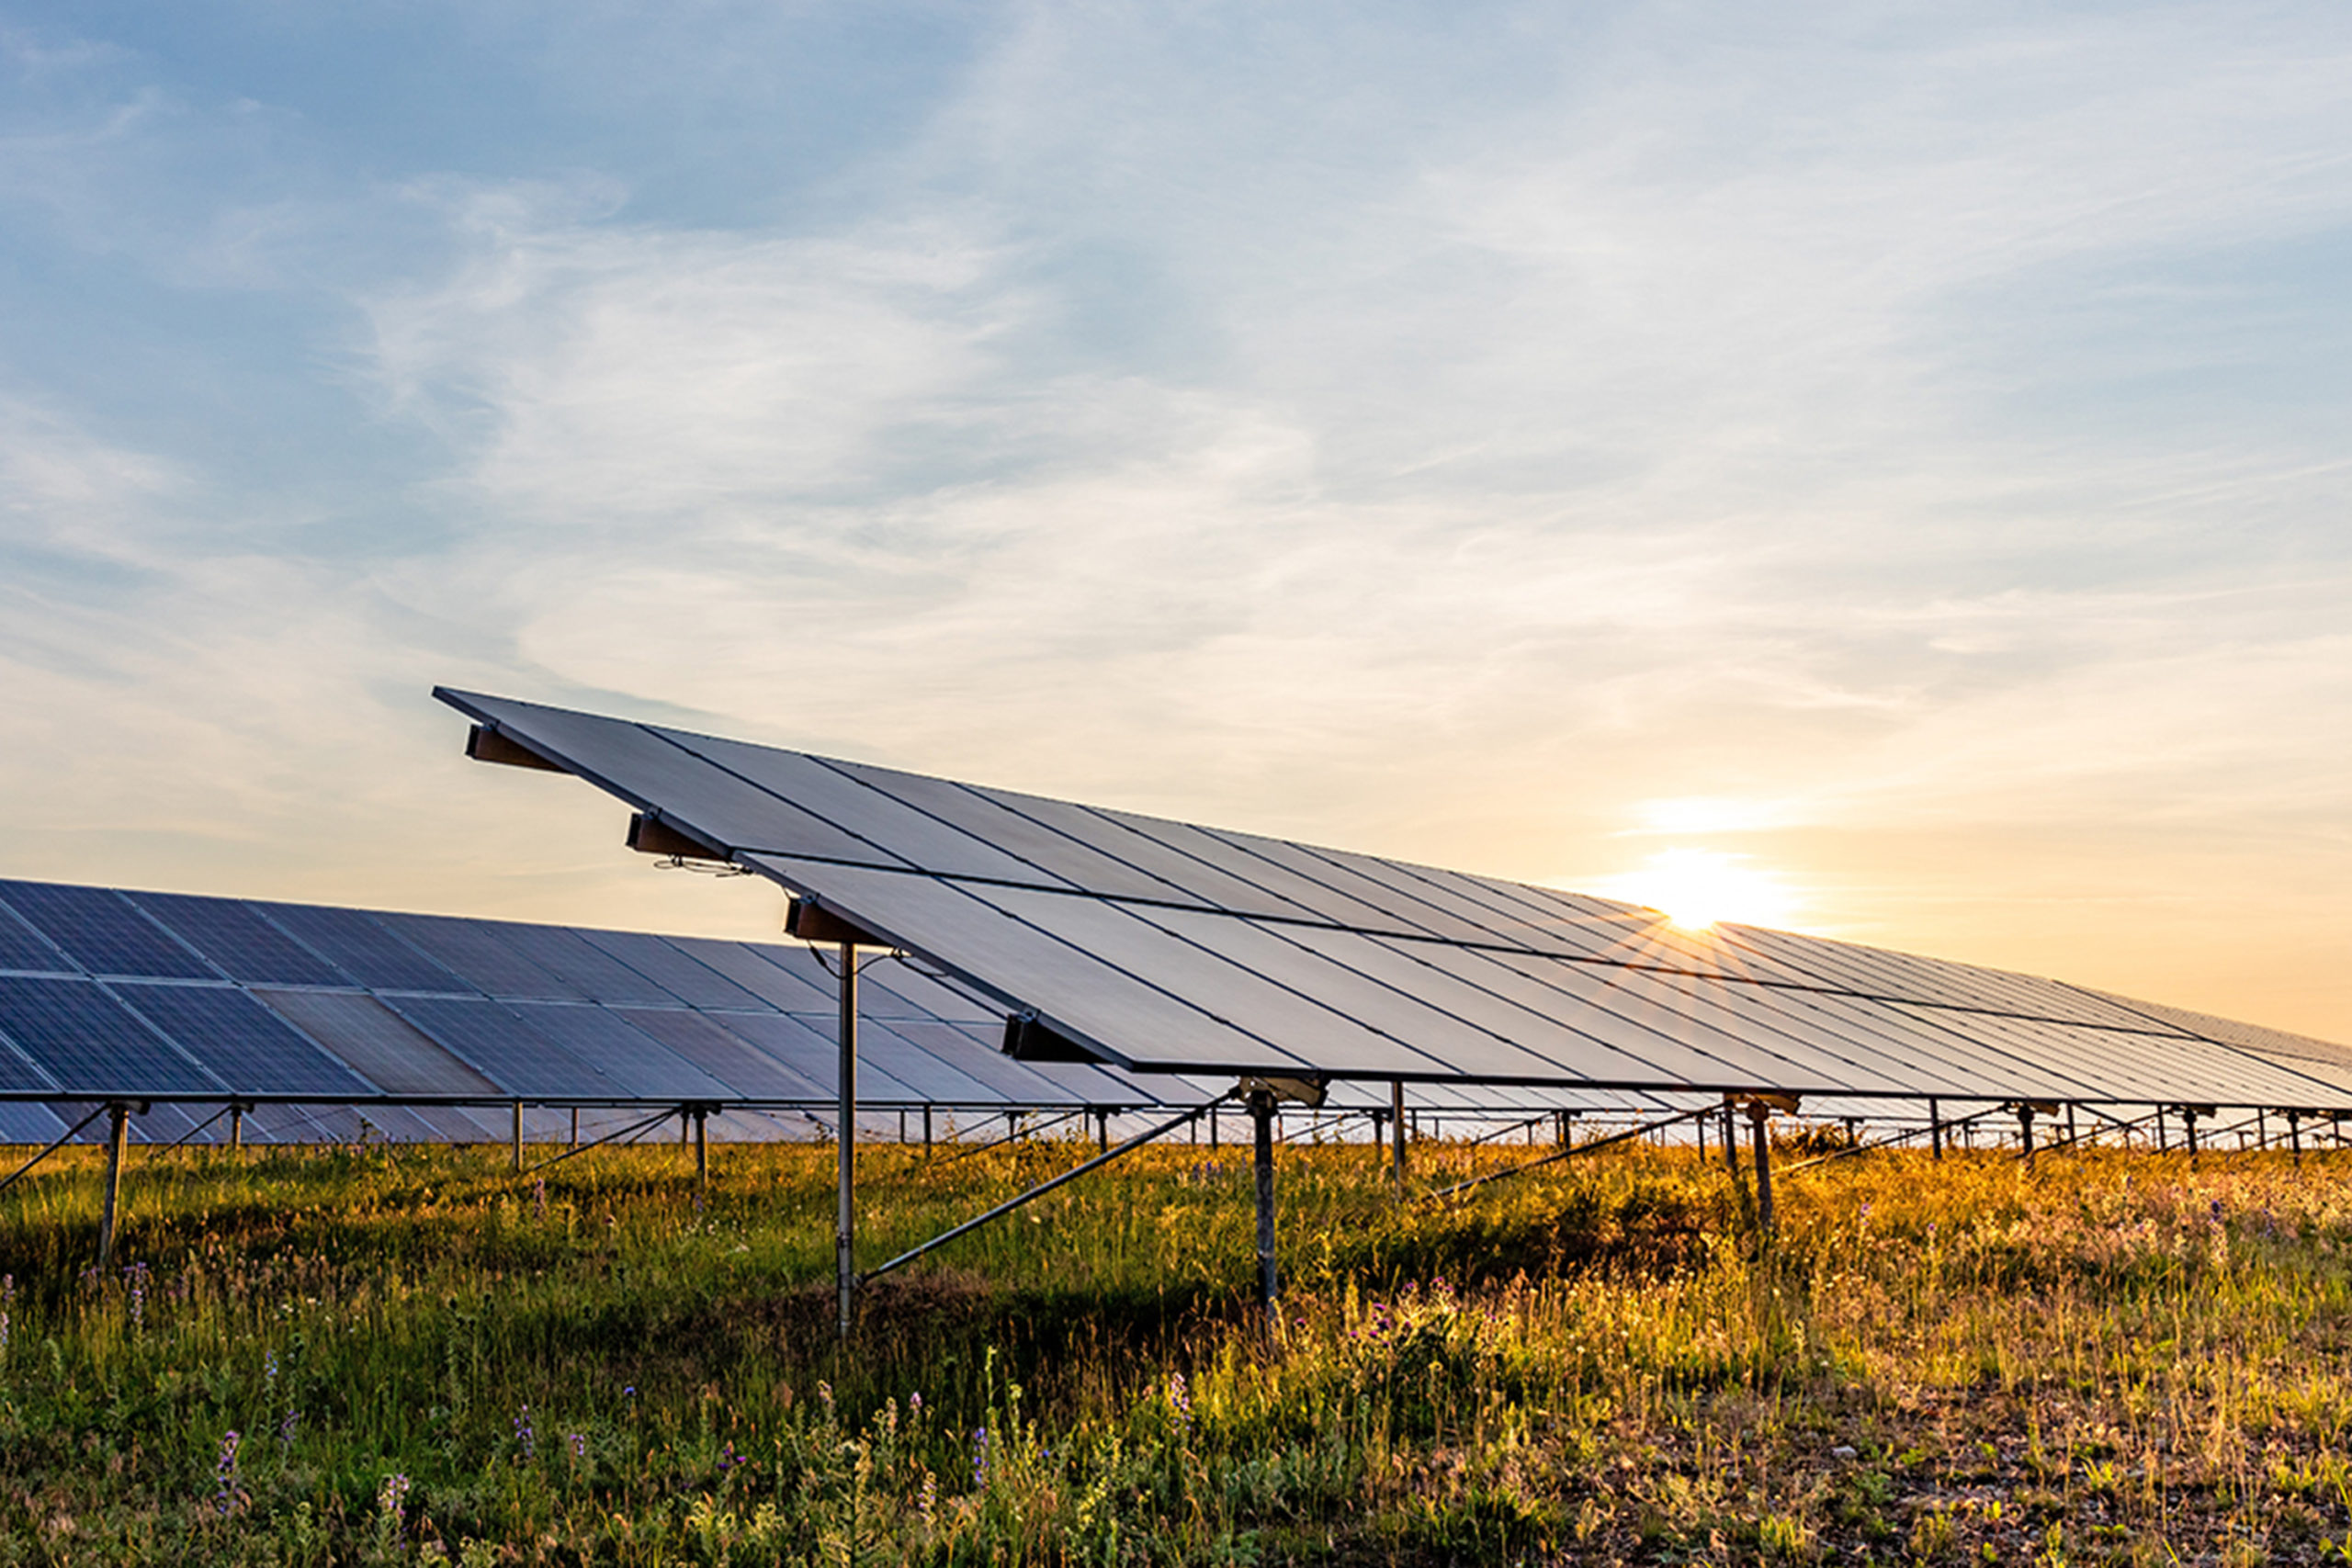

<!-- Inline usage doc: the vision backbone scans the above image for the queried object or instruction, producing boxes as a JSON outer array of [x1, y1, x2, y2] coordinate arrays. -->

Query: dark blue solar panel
[[666, 938, 833, 1010], [113, 984, 372, 1097], [613, 1009, 827, 1099], [0, 1028, 59, 1093], [0, 882, 215, 980], [707, 1011, 924, 1100], [128, 893, 349, 987], [0, 976, 219, 1093], [0, 901, 69, 975], [252, 989, 500, 1097], [383, 995, 610, 1098], [258, 904, 468, 992], [487, 922, 678, 1005], [503, 1003, 735, 1099], [375, 915, 584, 1000], [0, 1100, 65, 1143], [574, 930, 772, 1010]]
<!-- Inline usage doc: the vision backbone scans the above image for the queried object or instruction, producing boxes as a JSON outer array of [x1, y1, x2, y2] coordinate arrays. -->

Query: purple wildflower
[[972, 1426, 990, 1488], [212, 1430, 248, 1517], [377, 1472, 411, 1537], [568, 1431, 587, 1461], [514, 1403, 536, 1461]]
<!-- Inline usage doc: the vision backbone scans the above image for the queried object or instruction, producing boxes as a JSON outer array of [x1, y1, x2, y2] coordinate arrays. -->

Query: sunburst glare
[[1599, 847, 1799, 932]]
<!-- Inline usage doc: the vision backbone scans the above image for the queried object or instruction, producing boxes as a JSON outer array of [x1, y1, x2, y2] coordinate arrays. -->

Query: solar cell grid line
[[820, 758, 1210, 907], [609, 1008, 831, 1100], [498, 1002, 737, 1100], [110, 983, 376, 1098], [383, 995, 619, 1100], [860, 960, 1001, 1024], [1433, 873, 1655, 956], [573, 930, 772, 1011], [1641, 968, 2074, 1103], [1189, 912, 1690, 1086], [0, 881, 219, 981], [126, 892, 349, 987], [1300, 852, 1620, 960], [850, 1025, 1005, 1104], [438, 689, 907, 866], [1473, 949, 1893, 1094], [251, 989, 502, 1097], [971, 881, 1474, 1079], [0, 976, 221, 1094], [474, 921, 679, 1007], [703, 1010, 929, 1101], [1739, 985, 2098, 1105], [1877, 1003, 2290, 1107], [2029, 1010, 2352, 1106], [0, 1100, 67, 1144], [1266, 839, 1545, 950], [646, 727, 1061, 886], [1055, 799, 1337, 922], [0, 899, 71, 975], [1777, 935, 2108, 1028], [737, 856, 1317, 1074], [377, 915, 588, 1002], [666, 937, 827, 1011], [0, 1027, 59, 1093], [253, 902, 468, 994], [1142, 818, 1428, 935]]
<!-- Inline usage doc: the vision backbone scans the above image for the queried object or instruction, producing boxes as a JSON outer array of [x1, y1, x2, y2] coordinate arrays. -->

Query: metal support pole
[[98, 1102, 130, 1269], [1747, 1102, 1774, 1235], [2066, 1102, 2078, 1148], [2155, 1105, 2167, 1152], [2018, 1103, 2036, 1169], [1209, 1106, 1219, 1149], [511, 1102, 523, 1171], [1250, 1089, 1279, 1330], [1695, 1107, 1706, 1158], [837, 940, 857, 1339], [1928, 1097, 1943, 1159], [229, 1102, 244, 1153], [570, 1107, 579, 1148], [1390, 1079, 1408, 1183], [923, 1105, 933, 1150], [2183, 1106, 2199, 1163], [1722, 1100, 1739, 1177], [1097, 1110, 1110, 1152], [2289, 1111, 2303, 1167], [694, 1107, 708, 1203]]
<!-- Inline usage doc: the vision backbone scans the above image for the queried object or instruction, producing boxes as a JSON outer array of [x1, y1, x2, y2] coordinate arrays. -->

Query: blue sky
[[3, 2, 2348, 1037]]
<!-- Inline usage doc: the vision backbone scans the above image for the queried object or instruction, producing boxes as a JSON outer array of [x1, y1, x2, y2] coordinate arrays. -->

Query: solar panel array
[[0, 879, 1680, 1149], [437, 688, 2352, 1115]]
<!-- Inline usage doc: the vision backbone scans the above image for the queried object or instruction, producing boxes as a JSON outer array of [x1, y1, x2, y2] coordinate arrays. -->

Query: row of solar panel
[[445, 691, 2203, 1035], [742, 856, 2352, 1109], [0, 882, 1770, 1121]]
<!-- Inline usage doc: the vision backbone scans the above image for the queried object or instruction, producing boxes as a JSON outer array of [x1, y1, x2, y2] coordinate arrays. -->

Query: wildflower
[[126, 1262, 148, 1333], [377, 1472, 411, 1536], [514, 1403, 536, 1461], [972, 1427, 990, 1489], [212, 1430, 249, 1517], [532, 1176, 547, 1219], [909, 1391, 923, 1415], [920, 1470, 938, 1521], [1166, 1372, 1193, 1432], [279, 1408, 300, 1450], [568, 1431, 586, 1461]]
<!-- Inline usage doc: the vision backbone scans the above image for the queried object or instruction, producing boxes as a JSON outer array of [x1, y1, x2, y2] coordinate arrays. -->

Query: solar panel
[[382, 995, 612, 1099], [111, 984, 374, 1097], [0, 976, 219, 1094], [0, 882, 216, 980], [0, 900, 69, 975], [251, 988, 501, 1097], [610, 1008, 830, 1100], [0, 1100, 65, 1143], [258, 903, 467, 993], [706, 1011, 928, 1100], [128, 893, 349, 987], [572, 930, 771, 1010], [0, 1028, 59, 1093], [482, 921, 680, 1006], [667, 938, 831, 1011], [375, 915, 585, 1001], [499, 1003, 735, 1100]]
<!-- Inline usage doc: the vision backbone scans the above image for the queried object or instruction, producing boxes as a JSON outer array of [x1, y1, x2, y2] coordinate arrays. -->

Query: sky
[[1, 1, 2346, 1041]]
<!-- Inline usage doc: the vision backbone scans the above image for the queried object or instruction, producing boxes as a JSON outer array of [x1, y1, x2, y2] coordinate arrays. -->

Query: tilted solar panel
[[128, 893, 349, 987], [259, 903, 465, 993], [253, 989, 502, 1097], [112, 984, 374, 1098], [435, 687, 2352, 1113], [0, 883, 215, 981], [0, 900, 69, 975], [0, 976, 219, 1094]]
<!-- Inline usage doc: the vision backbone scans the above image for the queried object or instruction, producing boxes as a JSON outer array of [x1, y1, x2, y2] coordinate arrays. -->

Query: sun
[[1601, 847, 1797, 932]]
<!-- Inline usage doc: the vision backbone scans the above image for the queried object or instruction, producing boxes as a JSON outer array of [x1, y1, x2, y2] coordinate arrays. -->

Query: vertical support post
[[97, 1102, 129, 1269], [229, 1101, 244, 1154], [1928, 1097, 1943, 1160], [1209, 1106, 1219, 1149], [2018, 1103, 2036, 1169], [511, 1102, 523, 1171], [1390, 1079, 1408, 1184], [1097, 1110, 1111, 1153], [2288, 1111, 2303, 1168], [570, 1107, 579, 1149], [1722, 1100, 1739, 1177], [1695, 1108, 1707, 1159], [836, 940, 857, 1340], [2066, 1102, 2078, 1149], [2155, 1105, 2168, 1152], [694, 1107, 708, 1205], [1747, 1102, 1774, 1235], [1250, 1089, 1278, 1331], [922, 1105, 933, 1151], [2183, 1106, 2199, 1164]]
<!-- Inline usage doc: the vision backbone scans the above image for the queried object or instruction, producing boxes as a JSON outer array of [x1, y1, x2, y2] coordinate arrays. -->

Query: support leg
[[229, 1102, 244, 1154], [1250, 1090, 1279, 1332], [1928, 1096, 1943, 1160], [97, 1102, 129, 1269], [511, 1102, 523, 1171], [923, 1105, 933, 1151], [570, 1107, 579, 1149], [695, 1108, 708, 1206], [1747, 1102, 1774, 1235], [2290, 1111, 2303, 1168], [2018, 1104, 2036, 1169], [837, 940, 858, 1340], [1722, 1101, 1739, 1177], [1390, 1079, 1408, 1185]]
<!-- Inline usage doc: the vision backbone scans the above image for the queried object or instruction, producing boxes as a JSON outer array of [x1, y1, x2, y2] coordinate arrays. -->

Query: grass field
[[4, 1126, 2351, 1564]]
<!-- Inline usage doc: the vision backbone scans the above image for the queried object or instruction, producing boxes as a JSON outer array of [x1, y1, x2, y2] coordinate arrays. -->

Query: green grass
[[4, 1130, 2352, 1563]]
